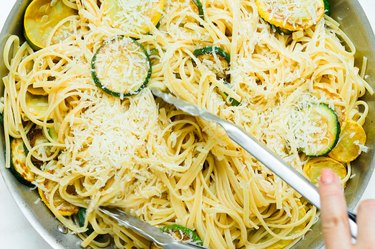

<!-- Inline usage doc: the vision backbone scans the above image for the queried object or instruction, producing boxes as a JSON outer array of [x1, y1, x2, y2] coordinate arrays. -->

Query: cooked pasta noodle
[[2, 0, 372, 248]]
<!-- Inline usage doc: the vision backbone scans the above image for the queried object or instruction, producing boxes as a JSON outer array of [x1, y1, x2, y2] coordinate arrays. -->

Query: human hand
[[319, 169, 375, 249]]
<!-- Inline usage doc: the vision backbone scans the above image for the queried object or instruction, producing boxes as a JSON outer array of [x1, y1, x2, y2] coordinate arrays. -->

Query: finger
[[319, 169, 352, 249], [356, 200, 375, 247]]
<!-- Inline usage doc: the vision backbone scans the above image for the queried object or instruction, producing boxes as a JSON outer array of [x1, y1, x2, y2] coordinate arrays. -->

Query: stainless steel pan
[[1, 0, 374, 248]]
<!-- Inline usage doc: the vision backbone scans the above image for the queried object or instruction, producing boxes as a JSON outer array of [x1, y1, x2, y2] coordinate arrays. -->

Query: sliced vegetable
[[295, 104, 340, 157], [194, 46, 230, 79], [324, 0, 331, 15], [24, 0, 76, 50], [194, 46, 230, 63], [25, 92, 49, 118], [39, 179, 79, 216], [48, 127, 59, 142], [191, 0, 204, 20], [102, 0, 165, 34], [91, 36, 152, 98], [226, 94, 241, 106], [219, 82, 241, 107], [193, 47, 239, 105], [328, 120, 367, 163], [312, 87, 346, 125], [161, 224, 203, 245], [256, 0, 325, 32], [77, 207, 87, 227], [10, 139, 35, 186], [77, 208, 95, 234], [151, 224, 203, 248], [304, 157, 347, 184]]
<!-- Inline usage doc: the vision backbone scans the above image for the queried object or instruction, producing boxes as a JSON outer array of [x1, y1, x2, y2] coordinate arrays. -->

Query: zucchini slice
[[219, 82, 241, 107], [39, 179, 79, 216], [194, 46, 230, 63], [24, 0, 76, 50], [292, 104, 340, 157], [328, 120, 367, 163], [91, 36, 152, 98], [102, 0, 165, 34], [256, 0, 325, 32], [312, 87, 346, 125], [161, 224, 203, 245], [193, 47, 240, 105], [151, 224, 203, 248], [10, 139, 35, 186], [191, 0, 204, 20], [25, 92, 49, 118], [77, 208, 94, 234], [324, 0, 331, 15], [48, 127, 59, 142], [304, 157, 347, 185], [193, 46, 230, 79], [226, 94, 241, 106]]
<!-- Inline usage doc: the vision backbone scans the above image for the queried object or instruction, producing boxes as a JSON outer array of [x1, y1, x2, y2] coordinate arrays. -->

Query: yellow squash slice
[[24, 0, 76, 50], [102, 0, 165, 34], [304, 157, 347, 185], [328, 120, 367, 163], [256, 0, 325, 32], [39, 179, 78, 216]]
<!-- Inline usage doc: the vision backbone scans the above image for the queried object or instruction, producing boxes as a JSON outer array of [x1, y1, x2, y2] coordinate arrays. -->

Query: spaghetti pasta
[[2, 0, 372, 248]]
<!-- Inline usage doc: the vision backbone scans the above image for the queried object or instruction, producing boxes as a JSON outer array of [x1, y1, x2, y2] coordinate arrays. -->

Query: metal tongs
[[101, 89, 358, 249], [151, 89, 358, 239], [99, 208, 208, 249]]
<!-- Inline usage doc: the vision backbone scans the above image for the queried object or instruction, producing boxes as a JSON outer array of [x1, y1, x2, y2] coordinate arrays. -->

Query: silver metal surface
[[152, 89, 359, 239], [57, 224, 68, 234], [99, 208, 207, 249], [0, 0, 375, 248]]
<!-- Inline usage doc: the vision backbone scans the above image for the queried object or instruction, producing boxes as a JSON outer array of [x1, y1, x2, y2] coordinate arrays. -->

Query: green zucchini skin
[[223, 81, 240, 107], [91, 36, 152, 98], [227, 95, 240, 106], [324, 0, 331, 15], [303, 104, 340, 157], [77, 208, 94, 235], [9, 139, 34, 187], [9, 166, 34, 187], [193, 47, 240, 106], [161, 224, 203, 245], [193, 46, 230, 63], [192, 0, 204, 20], [24, 31, 42, 51]]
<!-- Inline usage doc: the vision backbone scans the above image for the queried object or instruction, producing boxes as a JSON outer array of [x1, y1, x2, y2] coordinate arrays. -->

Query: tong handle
[[210, 116, 358, 240]]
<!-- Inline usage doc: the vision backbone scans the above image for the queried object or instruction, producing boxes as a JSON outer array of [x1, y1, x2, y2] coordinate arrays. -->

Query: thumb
[[319, 169, 352, 249]]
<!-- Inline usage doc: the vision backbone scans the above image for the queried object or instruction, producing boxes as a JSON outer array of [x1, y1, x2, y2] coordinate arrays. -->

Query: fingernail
[[320, 169, 334, 185]]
